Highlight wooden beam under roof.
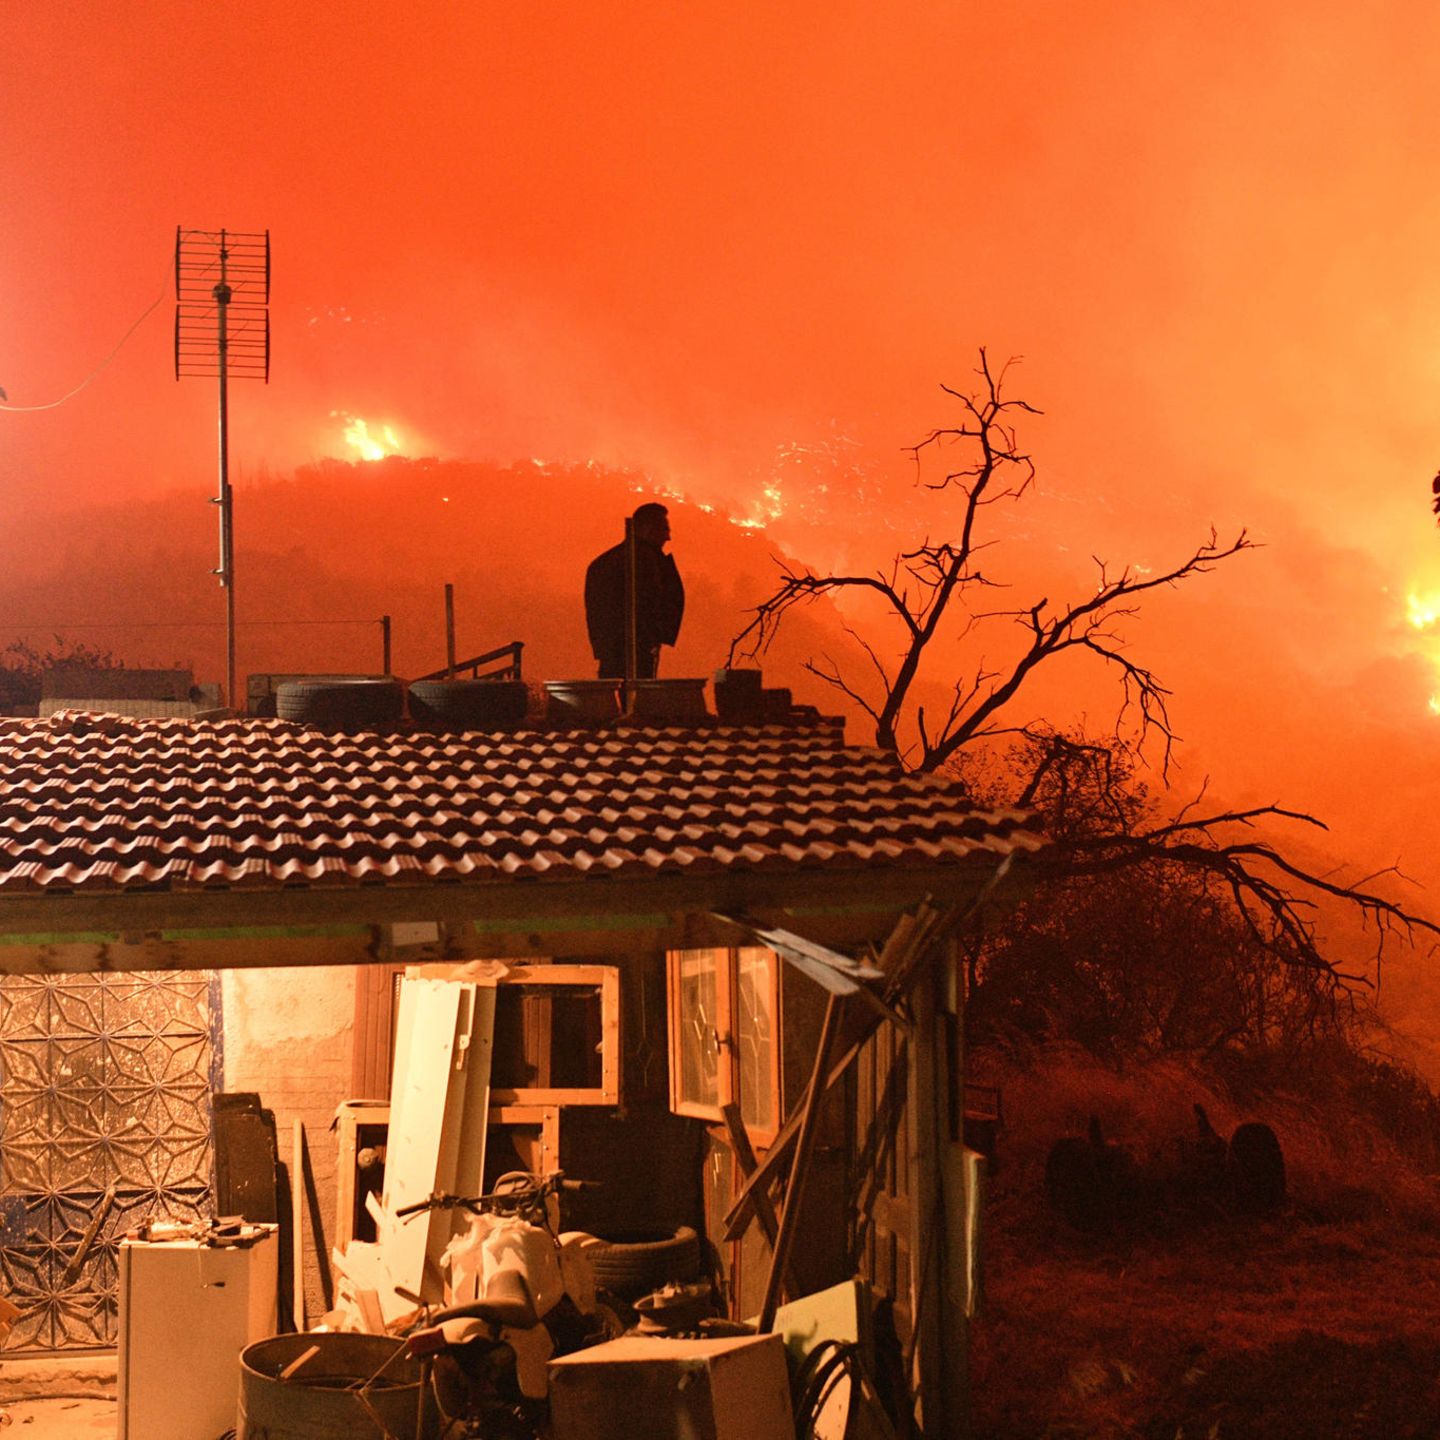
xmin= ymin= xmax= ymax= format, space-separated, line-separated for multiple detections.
xmin=0 ymin=861 xmax=1024 ymax=975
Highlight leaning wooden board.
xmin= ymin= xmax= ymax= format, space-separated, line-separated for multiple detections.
xmin=372 ymin=977 xmax=496 ymax=1319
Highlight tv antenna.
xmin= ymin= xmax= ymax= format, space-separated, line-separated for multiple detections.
xmin=175 ymin=227 xmax=270 ymax=710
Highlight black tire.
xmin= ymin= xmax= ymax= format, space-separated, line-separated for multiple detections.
xmin=276 ymin=678 xmax=404 ymax=728
xmin=585 ymin=1226 xmax=701 ymax=1299
xmin=408 ymin=679 xmax=529 ymax=731
xmin=1228 ymin=1122 xmax=1286 ymax=1214
xmin=1045 ymin=1137 xmax=1107 ymax=1233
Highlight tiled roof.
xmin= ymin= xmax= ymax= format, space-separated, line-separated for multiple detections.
xmin=0 ymin=713 xmax=1042 ymax=896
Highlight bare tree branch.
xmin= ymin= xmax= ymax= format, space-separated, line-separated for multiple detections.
xmin=729 ymin=350 xmax=1253 ymax=772
xmin=1042 ymin=807 xmax=1440 ymax=994
xmin=734 ymin=354 xmax=1439 ymax=1038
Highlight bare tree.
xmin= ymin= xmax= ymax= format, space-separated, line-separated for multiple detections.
xmin=731 ymin=349 xmax=1250 ymax=773
xmin=734 ymin=354 xmax=1439 ymax=1002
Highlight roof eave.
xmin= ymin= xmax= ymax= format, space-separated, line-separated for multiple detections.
xmin=0 ymin=859 xmax=1029 ymax=974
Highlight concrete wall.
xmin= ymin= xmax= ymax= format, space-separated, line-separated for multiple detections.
xmin=220 ymin=965 xmax=355 ymax=1324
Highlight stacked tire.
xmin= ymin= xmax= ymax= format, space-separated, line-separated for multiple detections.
xmin=581 ymin=1226 xmax=702 ymax=1300
xmin=275 ymin=678 xmax=404 ymax=728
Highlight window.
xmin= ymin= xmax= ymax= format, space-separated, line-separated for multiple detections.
xmin=667 ymin=947 xmax=781 ymax=1144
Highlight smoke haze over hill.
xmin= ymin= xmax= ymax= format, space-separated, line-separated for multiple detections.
xmin=7 ymin=5 xmax=1440 ymax=1066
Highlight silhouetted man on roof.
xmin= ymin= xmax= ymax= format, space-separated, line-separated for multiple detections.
xmin=585 ymin=502 xmax=684 ymax=679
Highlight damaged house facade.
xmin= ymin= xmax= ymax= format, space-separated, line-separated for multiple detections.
xmin=0 ymin=695 xmax=1040 ymax=1435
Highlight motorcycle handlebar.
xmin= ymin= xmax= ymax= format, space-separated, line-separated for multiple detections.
xmin=393 ymin=1175 xmax=594 ymax=1219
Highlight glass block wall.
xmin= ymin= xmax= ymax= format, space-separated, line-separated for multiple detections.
xmin=0 ymin=973 xmax=218 ymax=1352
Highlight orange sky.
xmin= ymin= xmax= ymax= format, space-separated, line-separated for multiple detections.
xmin=6 ymin=4 xmax=1440 ymax=1052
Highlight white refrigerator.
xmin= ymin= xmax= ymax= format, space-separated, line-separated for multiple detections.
xmin=116 ymin=1227 xmax=279 ymax=1440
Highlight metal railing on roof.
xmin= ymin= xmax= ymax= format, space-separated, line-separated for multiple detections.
xmin=412 ymin=640 xmax=524 ymax=684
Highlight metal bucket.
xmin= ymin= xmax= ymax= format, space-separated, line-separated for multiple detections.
xmin=544 ymin=679 xmax=620 ymax=723
xmin=238 ymin=1333 xmax=439 ymax=1440
xmin=622 ymin=677 xmax=709 ymax=721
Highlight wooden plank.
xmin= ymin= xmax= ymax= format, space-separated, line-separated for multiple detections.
xmin=279 ymin=1344 xmax=322 ymax=1382
xmin=963 ymin=1147 xmax=985 ymax=1318
xmin=599 ymin=967 xmax=621 ymax=1104
xmin=431 ymin=983 xmax=496 ymax=1255
xmin=721 ymin=1019 xmax=880 ymax=1242
xmin=333 ymin=1101 xmax=388 ymax=1252
xmin=291 ymin=1120 xmax=306 ymax=1331
xmin=0 ymin=864 xmax=1005 ymax=950
xmin=719 ymin=1104 xmax=779 ymax=1250
xmin=936 ymin=943 xmax=972 ymax=1433
xmin=487 ymin=1085 xmax=613 ymax=1107
xmin=0 ymin=905 xmax=942 ymax=974
xmin=758 ymin=993 xmax=844 ymax=1331
xmin=857 ymin=1028 xmax=875 ymax=1284
xmin=376 ymin=978 xmax=463 ymax=1317
xmin=414 ymin=963 xmax=616 ymax=988
xmin=355 ymin=1288 xmax=386 ymax=1335
xmin=877 ymin=1024 xmax=895 ymax=1303
xmin=666 ymin=951 xmax=684 ymax=1116
xmin=524 ymin=991 xmax=554 ymax=1087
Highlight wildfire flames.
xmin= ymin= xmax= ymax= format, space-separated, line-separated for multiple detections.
xmin=335 ymin=413 xmax=404 ymax=462
xmin=1405 ymin=591 xmax=1440 ymax=715
xmin=1408 ymin=591 xmax=1440 ymax=633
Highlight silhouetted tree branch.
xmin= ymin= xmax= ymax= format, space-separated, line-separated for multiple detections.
xmin=730 ymin=349 xmax=1253 ymax=773
xmin=965 ymin=732 xmax=1440 ymax=1038
xmin=1054 ymin=815 xmax=1431 ymax=993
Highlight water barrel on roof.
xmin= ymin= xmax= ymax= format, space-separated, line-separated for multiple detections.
xmin=545 ymin=679 xmax=621 ymax=724
xmin=623 ymin=677 xmax=709 ymax=721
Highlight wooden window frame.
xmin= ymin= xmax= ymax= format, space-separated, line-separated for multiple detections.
xmin=666 ymin=947 xmax=782 ymax=1148
xmin=408 ymin=963 xmax=620 ymax=1106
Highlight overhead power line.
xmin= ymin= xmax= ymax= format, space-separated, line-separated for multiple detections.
xmin=0 ymin=248 xmax=175 ymax=413
xmin=0 ymin=619 xmax=383 ymax=631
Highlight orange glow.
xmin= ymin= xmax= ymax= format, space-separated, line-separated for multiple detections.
xmin=337 ymin=414 xmax=404 ymax=462
xmin=1407 ymin=592 xmax=1440 ymax=632
xmin=11 ymin=3 xmax=1440 ymax=1076
xmin=1403 ymin=592 xmax=1440 ymax=715
xmin=735 ymin=482 xmax=786 ymax=531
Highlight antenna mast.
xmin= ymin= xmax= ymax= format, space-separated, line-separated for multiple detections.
xmin=175 ymin=227 xmax=270 ymax=711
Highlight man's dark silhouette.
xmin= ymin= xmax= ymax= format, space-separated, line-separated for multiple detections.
xmin=584 ymin=503 xmax=684 ymax=679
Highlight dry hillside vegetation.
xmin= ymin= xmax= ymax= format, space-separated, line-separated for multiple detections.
xmin=969 ymin=1045 xmax=1440 ymax=1438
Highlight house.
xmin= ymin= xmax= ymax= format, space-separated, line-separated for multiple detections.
xmin=0 ymin=703 xmax=1041 ymax=1430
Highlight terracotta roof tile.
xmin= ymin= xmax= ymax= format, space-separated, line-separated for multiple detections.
xmin=0 ymin=714 xmax=1043 ymax=896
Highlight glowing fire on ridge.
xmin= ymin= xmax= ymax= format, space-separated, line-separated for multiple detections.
xmin=1408 ymin=591 xmax=1440 ymax=632
xmin=334 ymin=412 xmax=404 ymax=462
xmin=1404 ymin=591 xmax=1440 ymax=714
xmin=735 ymin=482 xmax=786 ymax=531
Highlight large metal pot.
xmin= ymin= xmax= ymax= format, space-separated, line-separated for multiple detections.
xmin=238 ymin=1332 xmax=438 ymax=1440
